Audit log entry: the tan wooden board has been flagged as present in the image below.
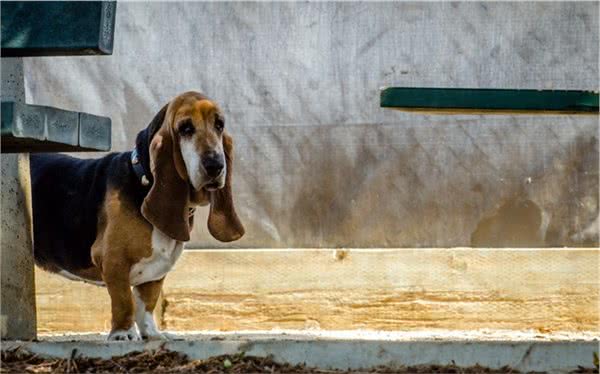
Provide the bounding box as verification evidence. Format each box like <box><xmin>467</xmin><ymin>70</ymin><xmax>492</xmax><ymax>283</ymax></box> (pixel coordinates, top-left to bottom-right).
<box><xmin>35</xmin><ymin>249</ymin><xmax>599</xmax><ymax>334</ymax></box>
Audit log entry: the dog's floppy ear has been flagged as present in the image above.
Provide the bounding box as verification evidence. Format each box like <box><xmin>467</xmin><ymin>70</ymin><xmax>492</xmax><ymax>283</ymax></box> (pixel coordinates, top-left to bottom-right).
<box><xmin>141</xmin><ymin>105</ymin><xmax>191</xmax><ymax>242</ymax></box>
<box><xmin>207</xmin><ymin>132</ymin><xmax>245</xmax><ymax>242</ymax></box>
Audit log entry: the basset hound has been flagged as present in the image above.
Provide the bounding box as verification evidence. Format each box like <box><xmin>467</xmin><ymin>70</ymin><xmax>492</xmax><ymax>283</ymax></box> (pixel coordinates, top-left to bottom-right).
<box><xmin>31</xmin><ymin>92</ymin><xmax>244</xmax><ymax>341</ymax></box>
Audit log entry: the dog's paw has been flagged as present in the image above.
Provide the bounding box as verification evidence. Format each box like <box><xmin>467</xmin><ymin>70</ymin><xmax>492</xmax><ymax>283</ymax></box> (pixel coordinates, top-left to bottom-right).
<box><xmin>136</xmin><ymin>308</ymin><xmax>168</xmax><ymax>340</ymax></box>
<box><xmin>107</xmin><ymin>326</ymin><xmax>141</xmax><ymax>341</ymax></box>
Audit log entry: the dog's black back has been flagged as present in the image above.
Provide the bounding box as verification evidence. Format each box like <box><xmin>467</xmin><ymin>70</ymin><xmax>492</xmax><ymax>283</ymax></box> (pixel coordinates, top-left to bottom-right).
<box><xmin>30</xmin><ymin>152</ymin><xmax>142</xmax><ymax>273</ymax></box>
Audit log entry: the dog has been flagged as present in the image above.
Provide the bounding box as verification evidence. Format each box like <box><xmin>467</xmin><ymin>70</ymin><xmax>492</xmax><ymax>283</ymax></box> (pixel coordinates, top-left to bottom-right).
<box><xmin>31</xmin><ymin>91</ymin><xmax>244</xmax><ymax>341</ymax></box>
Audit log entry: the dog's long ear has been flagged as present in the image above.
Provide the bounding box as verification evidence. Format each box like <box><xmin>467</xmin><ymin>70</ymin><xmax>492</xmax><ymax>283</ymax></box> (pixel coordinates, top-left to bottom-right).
<box><xmin>207</xmin><ymin>132</ymin><xmax>245</xmax><ymax>242</ymax></box>
<box><xmin>141</xmin><ymin>106</ymin><xmax>191</xmax><ymax>242</ymax></box>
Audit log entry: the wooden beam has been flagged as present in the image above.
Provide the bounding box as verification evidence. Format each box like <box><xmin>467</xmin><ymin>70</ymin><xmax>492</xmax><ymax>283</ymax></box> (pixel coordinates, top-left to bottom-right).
<box><xmin>34</xmin><ymin>249</ymin><xmax>599</xmax><ymax>334</ymax></box>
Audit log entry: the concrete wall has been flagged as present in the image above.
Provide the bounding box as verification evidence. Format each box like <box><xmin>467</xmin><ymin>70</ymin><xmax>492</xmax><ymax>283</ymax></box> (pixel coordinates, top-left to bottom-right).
<box><xmin>1</xmin><ymin>58</ymin><xmax>37</xmax><ymax>340</ymax></box>
<box><xmin>22</xmin><ymin>2</ymin><xmax>598</xmax><ymax>248</ymax></box>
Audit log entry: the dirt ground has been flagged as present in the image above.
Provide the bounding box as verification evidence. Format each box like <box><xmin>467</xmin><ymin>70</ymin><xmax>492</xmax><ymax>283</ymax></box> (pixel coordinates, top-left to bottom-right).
<box><xmin>2</xmin><ymin>348</ymin><xmax>598</xmax><ymax>374</ymax></box>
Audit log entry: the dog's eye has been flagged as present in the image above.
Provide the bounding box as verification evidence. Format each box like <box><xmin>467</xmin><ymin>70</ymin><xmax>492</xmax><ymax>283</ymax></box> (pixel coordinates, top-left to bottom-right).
<box><xmin>215</xmin><ymin>118</ymin><xmax>224</xmax><ymax>133</ymax></box>
<box><xmin>178</xmin><ymin>122</ymin><xmax>195</xmax><ymax>136</ymax></box>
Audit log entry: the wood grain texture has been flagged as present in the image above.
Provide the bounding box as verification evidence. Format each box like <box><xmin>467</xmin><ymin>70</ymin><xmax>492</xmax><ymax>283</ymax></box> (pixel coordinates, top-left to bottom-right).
<box><xmin>35</xmin><ymin>249</ymin><xmax>599</xmax><ymax>334</ymax></box>
<box><xmin>35</xmin><ymin>272</ymin><xmax>111</xmax><ymax>334</ymax></box>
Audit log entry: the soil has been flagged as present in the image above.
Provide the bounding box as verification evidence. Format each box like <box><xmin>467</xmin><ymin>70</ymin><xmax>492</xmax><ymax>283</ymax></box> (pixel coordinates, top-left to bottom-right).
<box><xmin>1</xmin><ymin>348</ymin><xmax>597</xmax><ymax>374</ymax></box>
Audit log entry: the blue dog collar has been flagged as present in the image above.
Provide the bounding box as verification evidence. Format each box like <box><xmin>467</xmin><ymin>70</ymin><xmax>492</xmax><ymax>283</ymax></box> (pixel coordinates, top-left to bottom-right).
<box><xmin>131</xmin><ymin>147</ymin><xmax>150</xmax><ymax>186</ymax></box>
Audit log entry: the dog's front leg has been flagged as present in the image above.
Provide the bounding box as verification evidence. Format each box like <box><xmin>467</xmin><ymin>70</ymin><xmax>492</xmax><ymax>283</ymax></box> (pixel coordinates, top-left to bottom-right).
<box><xmin>104</xmin><ymin>258</ymin><xmax>141</xmax><ymax>341</ymax></box>
<box><xmin>133</xmin><ymin>278</ymin><xmax>167</xmax><ymax>340</ymax></box>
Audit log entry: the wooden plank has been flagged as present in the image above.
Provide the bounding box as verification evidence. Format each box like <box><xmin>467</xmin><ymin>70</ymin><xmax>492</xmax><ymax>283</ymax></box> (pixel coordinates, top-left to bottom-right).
<box><xmin>1</xmin><ymin>1</ymin><xmax>116</xmax><ymax>57</ymax></box>
<box><xmin>35</xmin><ymin>249</ymin><xmax>598</xmax><ymax>334</ymax></box>
<box><xmin>380</xmin><ymin>87</ymin><xmax>599</xmax><ymax>114</ymax></box>
<box><xmin>35</xmin><ymin>270</ymin><xmax>110</xmax><ymax>334</ymax></box>
<box><xmin>34</xmin><ymin>272</ymin><xmax>165</xmax><ymax>334</ymax></box>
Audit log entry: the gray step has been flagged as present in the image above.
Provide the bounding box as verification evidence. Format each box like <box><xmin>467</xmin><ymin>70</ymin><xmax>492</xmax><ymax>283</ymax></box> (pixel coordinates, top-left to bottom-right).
<box><xmin>2</xmin><ymin>332</ymin><xmax>598</xmax><ymax>373</ymax></box>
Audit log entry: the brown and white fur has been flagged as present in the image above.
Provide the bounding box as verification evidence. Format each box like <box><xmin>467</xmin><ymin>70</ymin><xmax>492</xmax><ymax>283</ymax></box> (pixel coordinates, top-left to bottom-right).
<box><xmin>31</xmin><ymin>92</ymin><xmax>245</xmax><ymax>340</ymax></box>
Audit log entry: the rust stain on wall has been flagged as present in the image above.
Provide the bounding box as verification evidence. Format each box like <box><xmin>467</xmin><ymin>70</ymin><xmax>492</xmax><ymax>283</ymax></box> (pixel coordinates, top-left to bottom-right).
<box><xmin>471</xmin><ymin>135</ymin><xmax>598</xmax><ymax>248</ymax></box>
<box><xmin>471</xmin><ymin>198</ymin><xmax>543</xmax><ymax>247</ymax></box>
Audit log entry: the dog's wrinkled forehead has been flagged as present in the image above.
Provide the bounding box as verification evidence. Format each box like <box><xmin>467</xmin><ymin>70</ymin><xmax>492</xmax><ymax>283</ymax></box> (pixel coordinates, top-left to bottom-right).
<box><xmin>169</xmin><ymin>92</ymin><xmax>222</xmax><ymax>126</ymax></box>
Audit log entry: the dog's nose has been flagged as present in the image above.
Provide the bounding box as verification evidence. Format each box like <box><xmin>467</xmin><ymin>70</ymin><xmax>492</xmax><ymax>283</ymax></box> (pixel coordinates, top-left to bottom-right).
<box><xmin>202</xmin><ymin>153</ymin><xmax>224</xmax><ymax>178</ymax></box>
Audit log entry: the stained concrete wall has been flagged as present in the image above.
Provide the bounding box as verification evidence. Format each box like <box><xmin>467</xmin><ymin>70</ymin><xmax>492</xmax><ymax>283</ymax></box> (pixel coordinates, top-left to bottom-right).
<box><xmin>0</xmin><ymin>153</ymin><xmax>36</xmax><ymax>340</ymax></box>
<box><xmin>22</xmin><ymin>2</ymin><xmax>599</xmax><ymax>248</ymax></box>
<box><xmin>1</xmin><ymin>58</ymin><xmax>37</xmax><ymax>339</ymax></box>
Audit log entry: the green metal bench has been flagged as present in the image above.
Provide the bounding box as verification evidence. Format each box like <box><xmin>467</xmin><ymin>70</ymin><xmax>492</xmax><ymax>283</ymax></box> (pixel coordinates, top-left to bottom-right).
<box><xmin>1</xmin><ymin>1</ymin><xmax>116</xmax><ymax>341</ymax></box>
<box><xmin>1</xmin><ymin>1</ymin><xmax>115</xmax><ymax>153</ymax></box>
<box><xmin>380</xmin><ymin>87</ymin><xmax>599</xmax><ymax>115</ymax></box>
<box><xmin>1</xmin><ymin>1</ymin><xmax>116</xmax><ymax>57</ymax></box>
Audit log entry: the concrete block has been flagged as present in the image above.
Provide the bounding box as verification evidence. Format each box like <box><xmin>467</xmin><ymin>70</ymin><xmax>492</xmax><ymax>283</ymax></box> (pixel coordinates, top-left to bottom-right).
<box><xmin>1</xmin><ymin>102</ymin><xmax>112</xmax><ymax>152</ymax></box>
<box><xmin>0</xmin><ymin>153</ymin><xmax>36</xmax><ymax>340</ymax></box>
<box><xmin>79</xmin><ymin>112</ymin><xmax>112</xmax><ymax>151</ymax></box>
<box><xmin>46</xmin><ymin>107</ymin><xmax>79</xmax><ymax>146</ymax></box>
<box><xmin>9</xmin><ymin>102</ymin><xmax>45</xmax><ymax>140</ymax></box>
<box><xmin>0</xmin><ymin>58</ymin><xmax>25</xmax><ymax>103</ymax></box>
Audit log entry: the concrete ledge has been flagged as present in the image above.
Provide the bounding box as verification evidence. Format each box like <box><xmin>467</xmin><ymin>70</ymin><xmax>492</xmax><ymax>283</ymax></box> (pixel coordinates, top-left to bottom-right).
<box><xmin>1</xmin><ymin>102</ymin><xmax>111</xmax><ymax>152</ymax></box>
<box><xmin>3</xmin><ymin>332</ymin><xmax>598</xmax><ymax>373</ymax></box>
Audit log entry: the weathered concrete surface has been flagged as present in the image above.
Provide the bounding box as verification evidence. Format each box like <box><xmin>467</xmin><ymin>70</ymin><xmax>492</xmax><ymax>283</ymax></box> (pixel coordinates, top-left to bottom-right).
<box><xmin>1</xmin><ymin>154</ymin><xmax>36</xmax><ymax>340</ymax></box>
<box><xmin>0</xmin><ymin>57</ymin><xmax>37</xmax><ymax>340</ymax></box>
<box><xmin>1</xmin><ymin>59</ymin><xmax>25</xmax><ymax>103</ymax></box>
<box><xmin>3</xmin><ymin>331</ymin><xmax>599</xmax><ymax>373</ymax></box>
<box><xmin>34</xmin><ymin>249</ymin><xmax>599</xmax><ymax>334</ymax></box>
<box><xmin>0</xmin><ymin>102</ymin><xmax>112</xmax><ymax>152</ymax></box>
<box><xmin>196</xmin><ymin>120</ymin><xmax>598</xmax><ymax>248</ymax></box>
<box><xmin>22</xmin><ymin>2</ymin><xmax>599</xmax><ymax>248</ymax></box>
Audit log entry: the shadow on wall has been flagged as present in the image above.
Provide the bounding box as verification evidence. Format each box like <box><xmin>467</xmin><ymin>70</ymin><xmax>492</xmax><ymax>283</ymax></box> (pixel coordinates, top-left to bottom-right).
<box><xmin>471</xmin><ymin>198</ymin><xmax>543</xmax><ymax>247</ymax></box>
<box><xmin>471</xmin><ymin>135</ymin><xmax>599</xmax><ymax>247</ymax></box>
<box><xmin>191</xmin><ymin>122</ymin><xmax>599</xmax><ymax>249</ymax></box>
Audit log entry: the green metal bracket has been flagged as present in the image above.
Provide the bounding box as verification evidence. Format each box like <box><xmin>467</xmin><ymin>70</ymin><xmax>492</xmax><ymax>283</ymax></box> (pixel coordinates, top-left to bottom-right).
<box><xmin>1</xmin><ymin>1</ymin><xmax>116</xmax><ymax>57</ymax></box>
<box><xmin>380</xmin><ymin>87</ymin><xmax>599</xmax><ymax>115</ymax></box>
